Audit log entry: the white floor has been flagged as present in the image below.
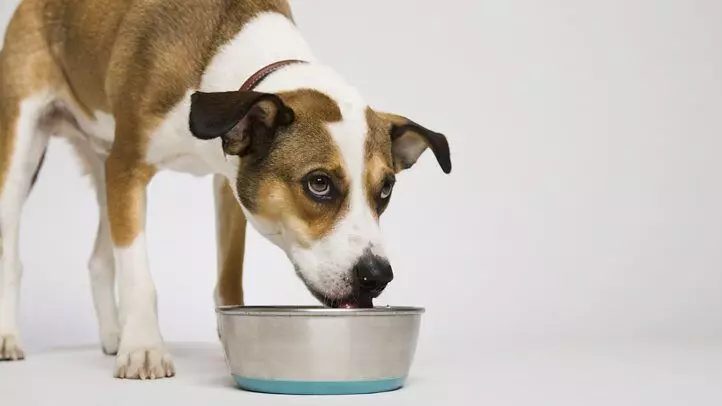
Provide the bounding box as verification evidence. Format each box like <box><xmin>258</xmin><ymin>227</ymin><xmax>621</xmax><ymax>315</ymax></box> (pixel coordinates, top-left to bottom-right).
<box><xmin>1</xmin><ymin>341</ymin><xmax>721</xmax><ymax>405</ymax></box>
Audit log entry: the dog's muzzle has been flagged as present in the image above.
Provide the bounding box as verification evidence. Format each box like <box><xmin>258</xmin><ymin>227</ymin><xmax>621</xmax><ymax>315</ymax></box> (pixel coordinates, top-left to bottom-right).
<box><xmin>301</xmin><ymin>249</ymin><xmax>395</xmax><ymax>309</ymax></box>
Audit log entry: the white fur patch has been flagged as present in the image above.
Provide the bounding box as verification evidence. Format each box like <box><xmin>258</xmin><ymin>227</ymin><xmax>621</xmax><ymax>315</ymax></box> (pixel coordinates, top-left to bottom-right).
<box><xmin>115</xmin><ymin>232</ymin><xmax>155</xmax><ymax>328</ymax></box>
<box><xmin>113</xmin><ymin>232</ymin><xmax>175</xmax><ymax>378</ymax></box>
<box><xmin>200</xmin><ymin>12</ymin><xmax>317</xmax><ymax>93</ymax></box>
<box><xmin>0</xmin><ymin>93</ymin><xmax>52</xmax><ymax>344</ymax></box>
<box><xmin>83</xmin><ymin>153</ymin><xmax>121</xmax><ymax>355</ymax></box>
<box><xmin>47</xmin><ymin>97</ymin><xmax>117</xmax><ymax>157</ymax></box>
<box><xmin>144</xmin><ymin>90</ymin><xmax>233</xmax><ymax>177</ymax></box>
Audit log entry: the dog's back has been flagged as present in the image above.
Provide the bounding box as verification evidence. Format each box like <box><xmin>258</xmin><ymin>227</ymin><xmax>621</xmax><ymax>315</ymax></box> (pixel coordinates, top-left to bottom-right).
<box><xmin>3</xmin><ymin>0</ymin><xmax>293</xmax><ymax>114</ymax></box>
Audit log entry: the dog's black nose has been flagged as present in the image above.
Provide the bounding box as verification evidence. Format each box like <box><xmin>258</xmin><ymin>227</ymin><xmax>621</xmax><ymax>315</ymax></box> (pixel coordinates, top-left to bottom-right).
<box><xmin>353</xmin><ymin>251</ymin><xmax>393</xmax><ymax>295</ymax></box>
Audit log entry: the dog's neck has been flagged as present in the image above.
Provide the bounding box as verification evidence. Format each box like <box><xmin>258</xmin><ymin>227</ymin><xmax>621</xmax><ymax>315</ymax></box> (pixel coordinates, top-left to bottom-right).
<box><xmin>200</xmin><ymin>12</ymin><xmax>365</xmax><ymax>104</ymax></box>
<box><xmin>200</xmin><ymin>12</ymin><xmax>317</xmax><ymax>94</ymax></box>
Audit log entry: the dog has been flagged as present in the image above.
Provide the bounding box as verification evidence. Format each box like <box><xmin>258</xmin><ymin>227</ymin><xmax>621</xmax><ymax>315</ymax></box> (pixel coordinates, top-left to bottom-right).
<box><xmin>0</xmin><ymin>0</ymin><xmax>451</xmax><ymax>379</ymax></box>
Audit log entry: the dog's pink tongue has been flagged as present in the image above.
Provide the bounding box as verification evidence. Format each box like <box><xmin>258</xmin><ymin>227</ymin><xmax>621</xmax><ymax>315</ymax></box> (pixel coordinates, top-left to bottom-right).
<box><xmin>340</xmin><ymin>302</ymin><xmax>358</xmax><ymax>309</ymax></box>
<box><xmin>339</xmin><ymin>296</ymin><xmax>373</xmax><ymax>309</ymax></box>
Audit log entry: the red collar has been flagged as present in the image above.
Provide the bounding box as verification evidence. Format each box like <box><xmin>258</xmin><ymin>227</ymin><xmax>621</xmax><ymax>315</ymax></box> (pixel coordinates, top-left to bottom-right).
<box><xmin>239</xmin><ymin>59</ymin><xmax>308</xmax><ymax>91</ymax></box>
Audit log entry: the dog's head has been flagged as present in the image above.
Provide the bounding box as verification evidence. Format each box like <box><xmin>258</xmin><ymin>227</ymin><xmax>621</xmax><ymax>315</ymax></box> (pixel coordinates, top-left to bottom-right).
<box><xmin>189</xmin><ymin>84</ymin><xmax>450</xmax><ymax>308</ymax></box>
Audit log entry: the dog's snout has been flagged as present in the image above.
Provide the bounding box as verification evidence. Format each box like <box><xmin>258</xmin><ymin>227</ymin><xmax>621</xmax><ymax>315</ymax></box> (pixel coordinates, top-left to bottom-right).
<box><xmin>353</xmin><ymin>250</ymin><xmax>393</xmax><ymax>295</ymax></box>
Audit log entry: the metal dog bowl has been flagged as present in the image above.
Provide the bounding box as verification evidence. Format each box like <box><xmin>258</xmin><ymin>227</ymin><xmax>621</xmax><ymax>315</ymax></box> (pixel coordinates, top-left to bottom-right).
<box><xmin>216</xmin><ymin>306</ymin><xmax>425</xmax><ymax>395</ymax></box>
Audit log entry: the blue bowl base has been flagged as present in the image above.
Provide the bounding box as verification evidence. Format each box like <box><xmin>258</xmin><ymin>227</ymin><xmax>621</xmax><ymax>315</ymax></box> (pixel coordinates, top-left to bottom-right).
<box><xmin>233</xmin><ymin>375</ymin><xmax>406</xmax><ymax>395</ymax></box>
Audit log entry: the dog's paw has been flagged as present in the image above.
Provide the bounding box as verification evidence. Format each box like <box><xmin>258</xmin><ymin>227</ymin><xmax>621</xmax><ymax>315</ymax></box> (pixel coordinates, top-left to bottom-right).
<box><xmin>101</xmin><ymin>330</ymin><xmax>120</xmax><ymax>356</ymax></box>
<box><xmin>114</xmin><ymin>347</ymin><xmax>175</xmax><ymax>379</ymax></box>
<box><xmin>0</xmin><ymin>335</ymin><xmax>25</xmax><ymax>361</ymax></box>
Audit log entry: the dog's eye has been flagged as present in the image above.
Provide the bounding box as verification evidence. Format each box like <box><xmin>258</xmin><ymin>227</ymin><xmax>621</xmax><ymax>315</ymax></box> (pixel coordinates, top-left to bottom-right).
<box><xmin>309</xmin><ymin>176</ymin><xmax>330</xmax><ymax>195</ymax></box>
<box><xmin>380</xmin><ymin>178</ymin><xmax>395</xmax><ymax>200</ymax></box>
<box><xmin>306</xmin><ymin>174</ymin><xmax>333</xmax><ymax>199</ymax></box>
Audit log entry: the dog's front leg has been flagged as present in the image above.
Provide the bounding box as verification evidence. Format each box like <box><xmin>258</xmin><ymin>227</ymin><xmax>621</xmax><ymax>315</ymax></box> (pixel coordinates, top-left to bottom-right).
<box><xmin>105</xmin><ymin>148</ymin><xmax>174</xmax><ymax>379</ymax></box>
<box><xmin>213</xmin><ymin>175</ymin><xmax>247</xmax><ymax>308</ymax></box>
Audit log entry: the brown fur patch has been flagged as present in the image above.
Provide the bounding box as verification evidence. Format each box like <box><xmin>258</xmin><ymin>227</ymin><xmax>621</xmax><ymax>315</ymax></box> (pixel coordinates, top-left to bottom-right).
<box><xmin>364</xmin><ymin>108</ymin><xmax>395</xmax><ymax>215</ymax></box>
<box><xmin>105</xmin><ymin>152</ymin><xmax>156</xmax><ymax>247</ymax></box>
<box><xmin>237</xmin><ymin>89</ymin><xmax>348</xmax><ymax>245</ymax></box>
<box><xmin>279</xmin><ymin>89</ymin><xmax>343</xmax><ymax>122</ymax></box>
<box><xmin>33</xmin><ymin>0</ymin><xmax>293</xmax><ymax>115</ymax></box>
<box><xmin>237</xmin><ymin>89</ymin><xmax>343</xmax><ymax>209</ymax></box>
<box><xmin>255</xmin><ymin>177</ymin><xmax>348</xmax><ymax>247</ymax></box>
<box><xmin>215</xmin><ymin>176</ymin><xmax>247</xmax><ymax>306</ymax></box>
<box><xmin>0</xmin><ymin>106</ymin><xmax>19</xmax><ymax>201</ymax></box>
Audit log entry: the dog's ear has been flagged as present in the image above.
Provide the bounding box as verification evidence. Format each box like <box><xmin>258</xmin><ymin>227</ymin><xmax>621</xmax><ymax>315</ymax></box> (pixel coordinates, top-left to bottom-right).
<box><xmin>377</xmin><ymin>112</ymin><xmax>451</xmax><ymax>174</ymax></box>
<box><xmin>189</xmin><ymin>90</ymin><xmax>295</xmax><ymax>157</ymax></box>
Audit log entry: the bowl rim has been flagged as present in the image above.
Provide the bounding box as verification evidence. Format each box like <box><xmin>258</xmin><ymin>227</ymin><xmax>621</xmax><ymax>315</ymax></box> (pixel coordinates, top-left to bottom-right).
<box><xmin>215</xmin><ymin>305</ymin><xmax>425</xmax><ymax>316</ymax></box>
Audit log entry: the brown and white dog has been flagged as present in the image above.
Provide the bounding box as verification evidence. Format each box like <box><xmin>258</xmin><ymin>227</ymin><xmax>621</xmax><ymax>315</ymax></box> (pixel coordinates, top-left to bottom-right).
<box><xmin>0</xmin><ymin>0</ymin><xmax>451</xmax><ymax>379</ymax></box>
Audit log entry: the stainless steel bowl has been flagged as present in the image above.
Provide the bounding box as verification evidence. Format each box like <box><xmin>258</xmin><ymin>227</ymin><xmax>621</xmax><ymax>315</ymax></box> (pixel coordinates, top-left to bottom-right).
<box><xmin>216</xmin><ymin>306</ymin><xmax>425</xmax><ymax>395</ymax></box>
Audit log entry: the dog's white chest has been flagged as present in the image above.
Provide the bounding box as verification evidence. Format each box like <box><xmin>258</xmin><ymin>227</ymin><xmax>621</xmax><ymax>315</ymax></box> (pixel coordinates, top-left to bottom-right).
<box><xmin>144</xmin><ymin>95</ymin><xmax>228</xmax><ymax>177</ymax></box>
<box><xmin>152</xmin><ymin>153</ymin><xmax>214</xmax><ymax>176</ymax></box>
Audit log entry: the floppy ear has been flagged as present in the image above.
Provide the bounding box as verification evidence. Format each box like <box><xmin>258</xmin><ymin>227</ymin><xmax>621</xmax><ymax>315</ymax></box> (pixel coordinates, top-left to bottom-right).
<box><xmin>189</xmin><ymin>90</ymin><xmax>295</xmax><ymax>157</ymax></box>
<box><xmin>377</xmin><ymin>112</ymin><xmax>452</xmax><ymax>174</ymax></box>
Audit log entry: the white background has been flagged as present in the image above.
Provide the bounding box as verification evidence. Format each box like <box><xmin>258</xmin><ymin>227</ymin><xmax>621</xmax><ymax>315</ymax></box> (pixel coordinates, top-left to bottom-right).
<box><xmin>1</xmin><ymin>0</ymin><xmax>721</xmax><ymax>365</ymax></box>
